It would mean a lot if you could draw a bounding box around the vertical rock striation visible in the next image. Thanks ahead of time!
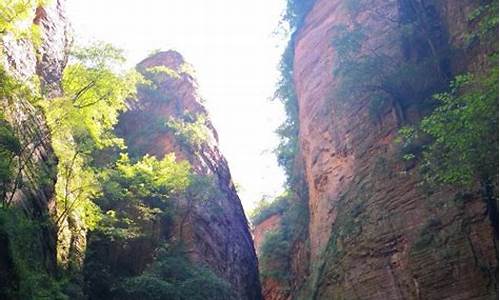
[0,0,69,282]
[258,0,497,299]
[117,51,262,300]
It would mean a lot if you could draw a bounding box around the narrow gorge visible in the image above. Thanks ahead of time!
[0,0,498,300]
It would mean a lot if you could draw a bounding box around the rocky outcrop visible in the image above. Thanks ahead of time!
[1,0,68,215]
[0,0,69,281]
[259,0,498,299]
[253,214,282,257]
[252,213,290,300]
[117,51,262,300]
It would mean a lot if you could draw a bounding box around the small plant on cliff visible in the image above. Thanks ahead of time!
[166,112,210,150]
[249,194,289,226]
[259,229,291,282]
[398,4,498,233]
[256,191,308,285]
[399,59,498,188]
[331,0,450,123]
[145,65,181,80]
[273,0,316,184]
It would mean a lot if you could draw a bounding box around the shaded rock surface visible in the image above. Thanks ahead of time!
[0,0,69,289]
[117,50,262,300]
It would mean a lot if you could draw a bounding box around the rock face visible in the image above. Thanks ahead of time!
[259,0,498,299]
[252,213,291,300]
[1,0,68,214]
[117,51,262,300]
[253,214,282,258]
[0,0,69,282]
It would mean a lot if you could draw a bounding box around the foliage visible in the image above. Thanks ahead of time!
[0,112,20,198]
[135,65,175,105]
[96,153,191,240]
[273,42,300,182]
[57,42,142,149]
[282,0,316,31]
[145,65,181,80]
[118,246,232,300]
[260,0,316,284]
[398,2,498,188]
[0,207,68,299]
[0,0,44,46]
[273,0,316,183]
[40,42,143,231]
[166,112,210,149]
[259,229,291,281]
[400,59,498,186]
[465,2,499,45]
[256,191,308,283]
[331,0,449,122]
[84,153,228,299]
[249,194,289,226]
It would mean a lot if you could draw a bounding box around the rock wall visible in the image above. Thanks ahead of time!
[0,0,69,280]
[252,214,288,300]
[253,214,282,257]
[117,51,262,300]
[259,0,497,299]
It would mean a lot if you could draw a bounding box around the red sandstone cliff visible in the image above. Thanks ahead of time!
[252,214,289,300]
[117,51,262,300]
[257,0,498,299]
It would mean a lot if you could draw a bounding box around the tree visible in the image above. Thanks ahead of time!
[331,0,450,124]
[0,112,20,203]
[117,246,232,300]
[398,2,498,233]
[0,0,43,44]
[40,42,143,232]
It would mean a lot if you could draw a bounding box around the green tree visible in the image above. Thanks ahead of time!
[40,42,142,232]
[398,3,498,233]
[96,153,191,240]
[118,246,232,300]
[166,112,210,150]
[331,0,450,123]
[0,0,44,45]
[0,112,21,201]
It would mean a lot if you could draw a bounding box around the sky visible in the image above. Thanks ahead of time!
[67,0,288,212]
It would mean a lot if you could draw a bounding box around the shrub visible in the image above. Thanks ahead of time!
[249,195,289,226]
[273,0,316,183]
[0,208,68,299]
[0,113,20,199]
[117,246,232,300]
[166,112,210,149]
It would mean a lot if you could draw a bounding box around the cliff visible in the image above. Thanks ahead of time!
[116,51,262,300]
[1,3,262,299]
[256,0,498,299]
[0,0,69,296]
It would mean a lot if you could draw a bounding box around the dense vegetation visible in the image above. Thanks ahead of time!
[273,0,316,184]
[252,191,308,288]
[0,2,230,298]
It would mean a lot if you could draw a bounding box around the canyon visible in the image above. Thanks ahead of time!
[0,0,498,299]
